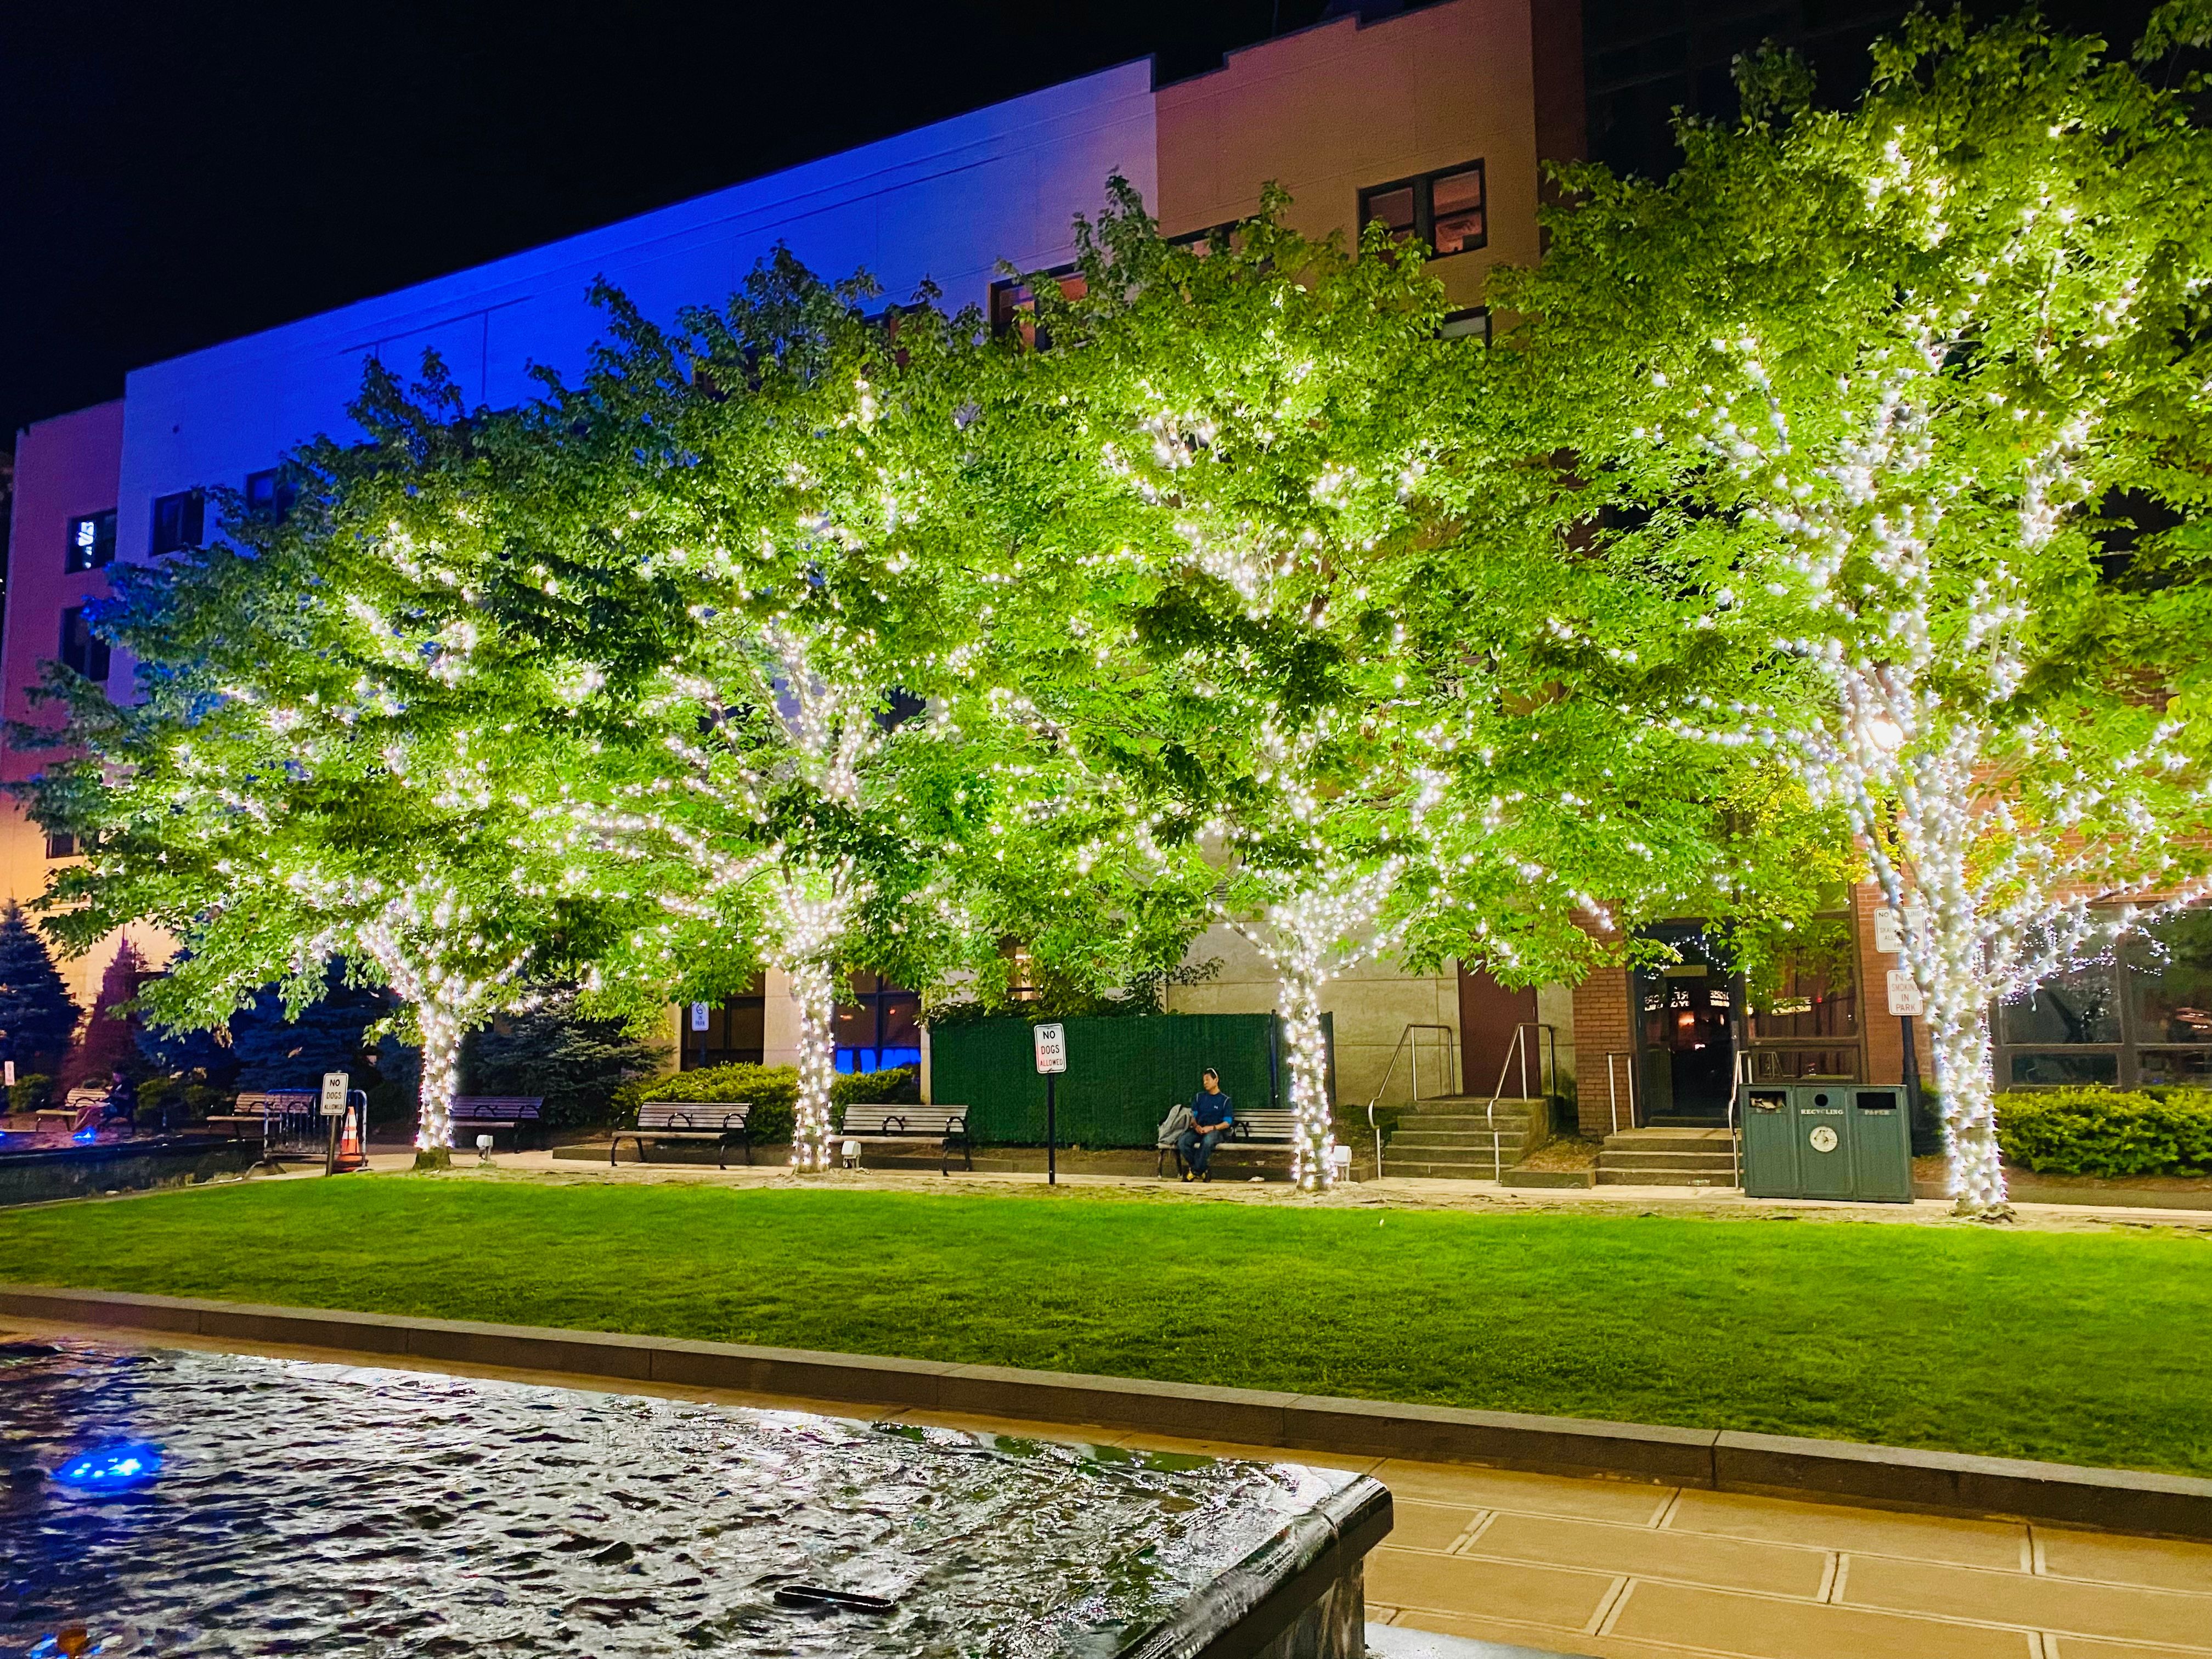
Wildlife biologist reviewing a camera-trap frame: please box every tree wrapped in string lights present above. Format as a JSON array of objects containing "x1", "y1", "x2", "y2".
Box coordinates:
[
  {"x1": 495, "y1": 267, "x2": 1017, "y2": 1171},
  {"x1": 1488, "y1": 8, "x2": 2212, "y2": 1211},
  {"x1": 24, "y1": 362, "x2": 664, "y2": 1163},
  {"x1": 983, "y1": 188, "x2": 1485, "y2": 1189}
]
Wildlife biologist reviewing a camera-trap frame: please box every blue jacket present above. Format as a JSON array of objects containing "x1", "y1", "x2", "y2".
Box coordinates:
[{"x1": 1190, "y1": 1090, "x2": 1234, "y2": 1130}]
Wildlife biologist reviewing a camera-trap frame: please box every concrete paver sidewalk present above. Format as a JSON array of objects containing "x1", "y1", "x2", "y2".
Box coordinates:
[
  {"x1": 8, "y1": 1317, "x2": 2205, "y2": 1658},
  {"x1": 363, "y1": 1146, "x2": 2212, "y2": 1234}
]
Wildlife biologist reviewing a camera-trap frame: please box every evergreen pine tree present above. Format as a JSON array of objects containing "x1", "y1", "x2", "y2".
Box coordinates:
[
  {"x1": 62, "y1": 938, "x2": 146, "y2": 1087},
  {"x1": 464, "y1": 991, "x2": 664, "y2": 1127},
  {"x1": 229, "y1": 963, "x2": 387, "y2": 1091},
  {"x1": 0, "y1": 901, "x2": 82, "y2": 1075}
]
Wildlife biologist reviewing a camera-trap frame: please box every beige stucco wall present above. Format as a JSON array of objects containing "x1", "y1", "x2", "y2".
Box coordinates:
[
  {"x1": 1154, "y1": 0, "x2": 1543, "y2": 314},
  {"x1": 1163, "y1": 923, "x2": 1460, "y2": 1116}
]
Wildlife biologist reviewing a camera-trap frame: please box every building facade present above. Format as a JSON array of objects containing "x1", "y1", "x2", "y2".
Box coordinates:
[
  {"x1": 3, "y1": 0, "x2": 1573, "y2": 1109},
  {"x1": 16, "y1": 0, "x2": 2187, "y2": 1130}
]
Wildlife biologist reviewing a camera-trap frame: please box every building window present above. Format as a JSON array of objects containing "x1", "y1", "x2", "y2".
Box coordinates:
[
  {"x1": 989, "y1": 266, "x2": 1087, "y2": 349},
  {"x1": 680, "y1": 974, "x2": 767, "y2": 1069},
  {"x1": 59, "y1": 607, "x2": 110, "y2": 683},
  {"x1": 244, "y1": 469, "x2": 294, "y2": 522},
  {"x1": 150, "y1": 490, "x2": 205, "y2": 555},
  {"x1": 1441, "y1": 307, "x2": 1491, "y2": 345},
  {"x1": 65, "y1": 510, "x2": 116, "y2": 573},
  {"x1": 834, "y1": 970, "x2": 921, "y2": 1074},
  {"x1": 1359, "y1": 160, "x2": 1486, "y2": 258},
  {"x1": 1743, "y1": 915, "x2": 1862, "y2": 1082},
  {"x1": 1997, "y1": 908, "x2": 2212, "y2": 1088},
  {"x1": 44, "y1": 832, "x2": 77, "y2": 860}
]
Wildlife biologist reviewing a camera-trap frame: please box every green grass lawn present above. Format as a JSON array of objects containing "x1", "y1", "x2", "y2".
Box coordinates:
[{"x1": 3, "y1": 1176, "x2": 2209, "y2": 1476}]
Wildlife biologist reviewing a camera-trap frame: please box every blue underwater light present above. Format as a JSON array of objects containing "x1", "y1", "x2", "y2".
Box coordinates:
[{"x1": 53, "y1": 1441, "x2": 164, "y2": 1492}]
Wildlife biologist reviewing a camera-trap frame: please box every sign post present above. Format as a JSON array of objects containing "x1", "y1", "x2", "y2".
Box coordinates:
[
  {"x1": 1032, "y1": 1022, "x2": 1068, "y2": 1186},
  {"x1": 1873, "y1": 909, "x2": 1925, "y2": 1127},
  {"x1": 320, "y1": 1072, "x2": 349, "y2": 1175}
]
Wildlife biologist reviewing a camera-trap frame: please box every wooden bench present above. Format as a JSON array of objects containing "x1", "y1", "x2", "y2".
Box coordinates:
[
  {"x1": 610, "y1": 1102, "x2": 753, "y2": 1167},
  {"x1": 452, "y1": 1097, "x2": 544, "y2": 1148},
  {"x1": 205, "y1": 1090, "x2": 319, "y2": 1142},
  {"x1": 1158, "y1": 1108, "x2": 1301, "y2": 1178},
  {"x1": 837, "y1": 1105, "x2": 972, "y2": 1176}
]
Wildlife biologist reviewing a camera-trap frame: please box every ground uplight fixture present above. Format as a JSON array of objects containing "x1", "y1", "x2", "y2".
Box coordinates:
[
  {"x1": 842, "y1": 1138, "x2": 861, "y2": 1169},
  {"x1": 1329, "y1": 1143, "x2": 1353, "y2": 1180},
  {"x1": 476, "y1": 1133, "x2": 494, "y2": 1166}
]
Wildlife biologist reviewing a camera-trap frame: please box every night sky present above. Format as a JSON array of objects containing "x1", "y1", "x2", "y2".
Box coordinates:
[
  {"x1": 0, "y1": 1, "x2": 1340, "y2": 446},
  {"x1": 4, "y1": 1, "x2": 2187, "y2": 449}
]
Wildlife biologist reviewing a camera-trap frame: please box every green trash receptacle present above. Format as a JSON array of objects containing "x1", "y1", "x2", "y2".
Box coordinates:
[
  {"x1": 1741, "y1": 1083, "x2": 1913, "y2": 1203},
  {"x1": 1846, "y1": 1086, "x2": 1914, "y2": 1202},
  {"x1": 1740, "y1": 1087, "x2": 1797, "y2": 1198}
]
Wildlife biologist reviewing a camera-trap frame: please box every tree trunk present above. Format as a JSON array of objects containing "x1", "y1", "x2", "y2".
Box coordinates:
[
  {"x1": 789, "y1": 960, "x2": 838, "y2": 1173},
  {"x1": 1278, "y1": 972, "x2": 1338, "y2": 1191},
  {"x1": 414, "y1": 1001, "x2": 461, "y2": 1169},
  {"x1": 1927, "y1": 992, "x2": 2006, "y2": 1215}
]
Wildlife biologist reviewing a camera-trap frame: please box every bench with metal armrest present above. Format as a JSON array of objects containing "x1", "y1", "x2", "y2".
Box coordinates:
[
  {"x1": 610, "y1": 1102, "x2": 753, "y2": 1167},
  {"x1": 204, "y1": 1089, "x2": 320, "y2": 1141},
  {"x1": 837, "y1": 1105, "x2": 972, "y2": 1176},
  {"x1": 1158, "y1": 1107, "x2": 1301, "y2": 1178},
  {"x1": 450, "y1": 1097, "x2": 544, "y2": 1148}
]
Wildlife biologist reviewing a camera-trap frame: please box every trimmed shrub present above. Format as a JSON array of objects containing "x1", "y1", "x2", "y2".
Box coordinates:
[
  {"x1": 631, "y1": 1062, "x2": 925, "y2": 1148},
  {"x1": 8, "y1": 1073, "x2": 54, "y2": 1114},
  {"x1": 637, "y1": 1064, "x2": 798, "y2": 1147},
  {"x1": 832, "y1": 1065, "x2": 921, "y2": 1113},
  {"x1": 1995, "y1": 1087, "x2": 2212, "y2": 1177}
]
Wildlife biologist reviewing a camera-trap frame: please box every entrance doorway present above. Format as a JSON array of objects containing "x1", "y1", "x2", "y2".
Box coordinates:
[{"x1": 1633, "y1": 924, "x2": 1737, "y2": 1125}]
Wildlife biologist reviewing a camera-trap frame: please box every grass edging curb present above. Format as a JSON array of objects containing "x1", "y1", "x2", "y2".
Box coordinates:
[{"x1": 6, "y1": 1280, "x2": 2208, "y2": 1541}]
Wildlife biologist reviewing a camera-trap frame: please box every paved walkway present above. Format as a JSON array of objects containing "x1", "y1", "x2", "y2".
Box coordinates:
[
  {"x1": 338, "y1": 1146, "x2": 2212, "y2": 1234},
  {"x1": 8, "y1": 1316, "x2": 2207, "y2": 1658}
]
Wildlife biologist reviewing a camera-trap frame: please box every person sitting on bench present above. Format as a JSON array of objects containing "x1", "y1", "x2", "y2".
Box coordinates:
[{"x1": 1177, "y1": 1069, "x2": 1234, "y2": 1183}]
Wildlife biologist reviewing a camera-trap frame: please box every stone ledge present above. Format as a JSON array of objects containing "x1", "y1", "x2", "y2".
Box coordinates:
[{"x1": 5, "y1": 1280, "x2": 2208, "y2": 1541}]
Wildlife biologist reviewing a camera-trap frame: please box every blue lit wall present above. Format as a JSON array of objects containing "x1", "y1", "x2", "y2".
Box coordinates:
[{"x1": 112, "y1": 62, "x2": 1158, "y2": 562}]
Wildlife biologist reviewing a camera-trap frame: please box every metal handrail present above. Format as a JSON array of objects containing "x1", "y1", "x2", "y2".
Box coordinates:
[
  {"x1": 1486, "y1": 1022, "x2": 1559, "y2": 1181},
  {"x1": 1365, "y1": 1023, "x2": 1457, "y2": 1178},
  {"x1": 1726, "y1": 1049, "x2": 1749, "y2": 1189}
]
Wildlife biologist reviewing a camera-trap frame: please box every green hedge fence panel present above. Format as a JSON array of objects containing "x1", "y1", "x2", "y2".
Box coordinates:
[{"x1": 928, "y1": 1013, "x2": 1335, "y2": 1148}]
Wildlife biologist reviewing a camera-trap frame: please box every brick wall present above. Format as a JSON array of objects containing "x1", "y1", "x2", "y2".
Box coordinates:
[
  {"x1": 1571, "y1": 956, "x2": 1635, "y2": 1137},
  {"x1": 1854, "y1": 881, "x2": 1933, "y2": 1087}
]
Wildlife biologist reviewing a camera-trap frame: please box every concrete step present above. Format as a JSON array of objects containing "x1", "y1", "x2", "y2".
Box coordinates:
[
  {"x1": 1397, "y1": 1097, "x2": 1546, "y2": 1116},
  {"x1": 1595, "y1": 1169, "x2": 1740, "y2": 1187},
  {"x1": 1390, "y1": 1113, "x2": 1541, "y2": 1134},
  {"x1": 1380, "y1": 1156, "x2": 1515, "y2": 1180},
  {"x1": 1596, "y1": 1149, "x2": 1739, "y2": 1168},
  {"x1": 1389, "y1": 1128, "x2": 1539, "y2": 1148}
]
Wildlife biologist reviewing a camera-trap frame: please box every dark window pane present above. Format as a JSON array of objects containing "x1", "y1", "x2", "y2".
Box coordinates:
[
  {"x1": 2139, "y1": 1048, "x2": 2212, "y2": 1087},
  {"x1": 989, "y1": 270, "x2": 1082, "y2": 349},
  {"x1": 879, "y1": 996, "x2": 920, "y2": 1048},
  {"x1": 1362, "y1": 184, "x2": 1417, "y2": 238},
  {"x1": 1430, "y1": 165, "x2": 1485, "y2": 254},
  {"x1": 2000, "y1": 961, "x2": 2119, "y2": 1045},
  {"x1": 1747, "y1": 1047, "x2": 1859, "y2": 1081},
  {"x1": 44, "y1": 833, "x2": 77, "y2": 860},
  {"x1": 1747, "y1": 918, "x2": 1858, "y2": 1040},
  {"x1": 244, "y1": 469, "x2": 294, "y2": 521},
  {"x1": 2130, "y1": 910, "x2": 2212, "y2": 1045},
  {"x1": 58, "y1": 607, "x2": 110, "y2": 682},
  {"x1": 150, "y1": 490, "x2": 204, "y2": 555},
  {"x1": 65, "y1": 510, "x2": 116, "y2": 572},
  {"x1": 1441, "y1": 308, "x2": 1489, "y2": 343},
  {"x1": 2008, "y1": 1050, "x2": 2119, "y2": 1086}
]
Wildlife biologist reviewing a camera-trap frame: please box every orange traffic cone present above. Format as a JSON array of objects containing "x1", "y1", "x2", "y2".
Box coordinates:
[{"x1": 333, "y1": 1101, "x2": 367, "y2": 1172}]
